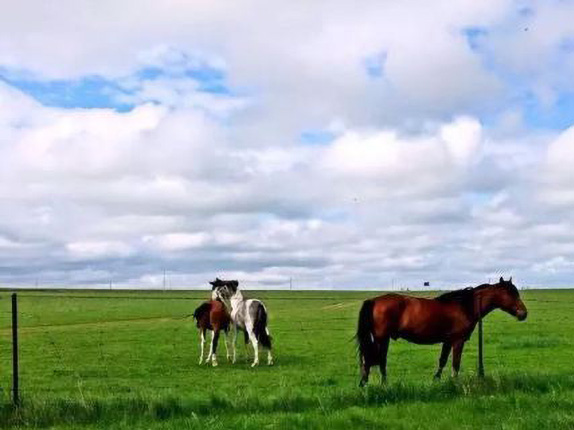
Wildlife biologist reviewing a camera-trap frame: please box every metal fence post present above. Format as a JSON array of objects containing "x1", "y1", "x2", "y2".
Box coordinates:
[{"x1": 12, "y1": 293, "x2": 20, "y2": 406}]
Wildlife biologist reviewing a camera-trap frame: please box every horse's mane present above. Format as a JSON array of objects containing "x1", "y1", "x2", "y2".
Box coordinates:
[
  {"x1": 434, "y1": 283, "x2": 492, "y2": 313},
  {"x1": 435, "y1": 284, "x2": 490, "y2": 301}
]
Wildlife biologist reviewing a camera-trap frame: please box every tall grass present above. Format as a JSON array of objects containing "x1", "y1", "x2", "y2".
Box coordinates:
[{"x1": 1, "y1": 373, "x2": 572, "y2": 428}]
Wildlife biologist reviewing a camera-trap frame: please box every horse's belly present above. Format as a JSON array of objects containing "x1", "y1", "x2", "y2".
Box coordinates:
[
  {"x1": 232, "y1": 315, "x2": 245, "y2": 330},
  {"x1": 396, "y1": 317, "x2": 453, "y2": 344},
  {"x1": 397, "y1": 330, "x2": 445, "y2": 345}
]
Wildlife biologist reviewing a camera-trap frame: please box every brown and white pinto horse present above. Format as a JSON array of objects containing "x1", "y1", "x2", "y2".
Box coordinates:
[
  {"x1": 193, "y1": 299, "x2": 231, "y2": 366},
  {"x1": 357, "y1": 277, "x2": 528, "y2": 386}
]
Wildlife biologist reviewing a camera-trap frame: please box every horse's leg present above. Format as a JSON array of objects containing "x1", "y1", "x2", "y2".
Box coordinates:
[
  {"x1": 359, "y1": 355, "x2": 371, "y2": 387},
  {"x1": 359, "y1": 336, "x2": 382, "y2": 387},
  {"x1": 451, "y1": 341, "x2": 465, "y2": 377},
  {"x1": 266, "y1": 328, "x2": 273, "y2": 366},
  {"x1": 207, "y1": 330, "x2": 218, "y2": 366},
  {"x1": 232, "y1": 324, "x2": 238, "y2": 364},
  {"x1": 199, "y1": 329, "x2": 206, "y2": 365},
  {"x1": 434, "y1": 342, "x2": 451, "y2": 379},
  {"x1": 224, "y1": 330, "x2": 231, "y2": 362},
  {"x1": 211, "y1": 329, "x2": 220, "y2": 367},
  {"x1": 205, "y1": 330, "x2": 212, "y2": 364},
  {"x1": 243, "y1": 330, "x2": 250, "y2": 363},
  {"x1": 379, "y1": 336, "x2": 390, "y2": 383},
  {"x1": 248, "y1": 328, "x2": 259, "y2": 367}
]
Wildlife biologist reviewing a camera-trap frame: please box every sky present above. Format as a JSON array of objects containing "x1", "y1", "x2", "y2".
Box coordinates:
[{"x1": 1, "y1": 0, "x2": 574, "y2": 290}]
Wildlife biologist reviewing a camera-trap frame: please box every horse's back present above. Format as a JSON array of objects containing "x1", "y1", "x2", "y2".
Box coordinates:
[
  {"x1": 371, "y1": 293, "x2": 444, "y2": 315},
  {"x1": 246, "y1": 298, "x2": 266, "y2": 312}
]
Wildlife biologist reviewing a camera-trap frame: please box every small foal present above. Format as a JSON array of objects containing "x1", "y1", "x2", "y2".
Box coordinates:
[{"x1": 193, "y1": 299, "x2": 232, "y2": 366}]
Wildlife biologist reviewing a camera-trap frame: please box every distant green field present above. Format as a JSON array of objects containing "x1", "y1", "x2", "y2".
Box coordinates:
[{"x1": 0, "y1": 289, "x2": 573, "y2": 429}]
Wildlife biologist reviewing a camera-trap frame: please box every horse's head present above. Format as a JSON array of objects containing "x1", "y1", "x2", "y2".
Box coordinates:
[
  {"x1": 491, "y1": 277, "x2": 528, "y2": 321},
  {"x1": 210, "y1": 278, "x2": 239, "y2": 300}
]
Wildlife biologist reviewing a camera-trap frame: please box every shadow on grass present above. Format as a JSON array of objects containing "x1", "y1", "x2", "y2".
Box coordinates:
[{"x1": 1, "y1": 373, "x2": 573, "y2": 428}]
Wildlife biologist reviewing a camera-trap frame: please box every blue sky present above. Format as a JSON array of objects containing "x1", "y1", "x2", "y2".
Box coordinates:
[
  {"x1": 0, "y1": 61, "x2": 231, "y2": 111},
  {"x1": 1, "y1": 1, "x2": 574, "y2": 290}
]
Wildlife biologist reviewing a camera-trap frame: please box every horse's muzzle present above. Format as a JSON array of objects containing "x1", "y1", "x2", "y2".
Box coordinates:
[{"x1": 516, "y1": 309, "x2": 527, "y2": 321}]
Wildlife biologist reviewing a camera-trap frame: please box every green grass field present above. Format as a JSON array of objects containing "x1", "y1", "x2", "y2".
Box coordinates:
[{"x1": 0, "y1": 289, "x2": 573, "y2": 429}]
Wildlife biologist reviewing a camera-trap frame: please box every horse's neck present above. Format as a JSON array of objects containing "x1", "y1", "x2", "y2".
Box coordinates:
[
  {"x1": 230, "y1": 290, "x2": 245, "y2": 309},
  {"x1": 474, "y1": 287, "x2": 497, "y2": 318},
  {"x1": 219, "y1": 297, "x2": 233, "y2": 311}
]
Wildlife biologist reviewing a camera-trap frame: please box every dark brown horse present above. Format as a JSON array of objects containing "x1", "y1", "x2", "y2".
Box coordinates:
[
  {"x1": 193, "y1": 299, "x2": 231, "y2": 366},
  {"x1": 357, "y1": 277, "x2": 528, "y2": 386}
]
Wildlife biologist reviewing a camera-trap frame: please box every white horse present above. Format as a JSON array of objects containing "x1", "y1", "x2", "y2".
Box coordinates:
[{"x1": 210, "y1": 278, "x2": 273, "y2": 367}]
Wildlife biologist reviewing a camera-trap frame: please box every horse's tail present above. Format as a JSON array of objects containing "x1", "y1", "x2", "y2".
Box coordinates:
[
  {"x1": 357, "y1": 299, "x2": 377, "y2": 366},
  {"x1": 193, "y1": 302, "x2": 212, "y2": 327},
  {"x1": 254, "y1": 303, "x2": 272, "y2": 349}
]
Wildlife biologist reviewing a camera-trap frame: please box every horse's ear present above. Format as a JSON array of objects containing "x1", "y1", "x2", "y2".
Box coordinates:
[
  {"x1": 232, "y1": 280, "x2": 238, "y2": 287},
  {"x1": 499, "y1": 276, "x2": 504, "y2": 283},
  {"x1": 509, "y1": 276, "x2": 513, "y2": 283}
]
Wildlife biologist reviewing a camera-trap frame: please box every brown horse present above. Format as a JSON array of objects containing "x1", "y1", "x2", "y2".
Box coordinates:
[
  {"x1": 357, "y1": 277, "x2": 528, "y2": 386},
  {"x1": 193, "y1": 299, "x2": 231, "y2": 366}
]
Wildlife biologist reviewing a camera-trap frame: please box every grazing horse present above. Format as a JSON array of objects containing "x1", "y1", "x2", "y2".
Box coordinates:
[
  {"x1": 193, "y1": 298, "x2": 231, "y2": 366},
  {"x1": 357, "y1": 277, "x2": 528, "y2": 386},
  {"x1": 210, "y1": 278, "x2": 274, "y2": 367}
]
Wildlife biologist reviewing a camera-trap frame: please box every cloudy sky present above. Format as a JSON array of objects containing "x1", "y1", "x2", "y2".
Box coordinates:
[{"x1": 1, "y1": 1, "x2": 574, "y2": 290}]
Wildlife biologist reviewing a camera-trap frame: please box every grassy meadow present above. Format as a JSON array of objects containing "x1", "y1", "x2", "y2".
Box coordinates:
[{"x1": 0, "y1": 289, "x2": 573, "y2": 429}]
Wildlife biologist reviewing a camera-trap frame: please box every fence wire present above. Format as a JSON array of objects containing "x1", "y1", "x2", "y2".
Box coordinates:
[
  {"x1": 1, "y1": 290, "x2": 571, "y2": 401},
  {"x1": 1, "y1": 291, "x2": 366, "y2": 400}
]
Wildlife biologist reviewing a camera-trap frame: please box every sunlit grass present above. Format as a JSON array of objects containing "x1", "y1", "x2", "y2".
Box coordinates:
[{"x1": 0, "y1": 289, "x2": 573, "y2": 428}]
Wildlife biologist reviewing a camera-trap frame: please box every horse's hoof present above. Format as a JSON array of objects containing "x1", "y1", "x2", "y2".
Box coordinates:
[
  {"x1": 212, "y1": 361, "x2": 218, "y2": 367},
  {"x1": 251, "y1": 362, "x2": 259, "y2": 367},
  {"x1": 198, "y1": 360, "x2": 203, "y2": 365},
  {"x1": 268, "y1": 360, "x2": 274, "y2": 366}
]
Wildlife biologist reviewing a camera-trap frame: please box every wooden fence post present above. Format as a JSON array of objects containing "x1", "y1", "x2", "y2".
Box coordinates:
[{"x1": 12, "y1": 293, "x2": 20, "y2": 406}]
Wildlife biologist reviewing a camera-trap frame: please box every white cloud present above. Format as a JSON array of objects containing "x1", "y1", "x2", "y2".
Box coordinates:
[
  {"x1": 0, "y1": 1, "x2": 574, "y2": 289},
  {"x1": 539, "y1": 125, "x2": 574, "y2": 206},
  {"x1": 441, "y1": 117, "x2": 482, "y2": 166},
  {"x1": 66, "y1": 240, "x2": 134, "y2": 260},
  {"x1": 143, "y1": 232, "x2": 211, "y2": 251}
]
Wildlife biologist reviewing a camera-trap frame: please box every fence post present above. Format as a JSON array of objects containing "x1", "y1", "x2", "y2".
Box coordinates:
[
  {"x1": 477, "y1": 294, "x2": 485, "y2": 378},
  {"x1": 12, "y1": 293, "x2": 20, "y2": 406}
]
